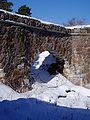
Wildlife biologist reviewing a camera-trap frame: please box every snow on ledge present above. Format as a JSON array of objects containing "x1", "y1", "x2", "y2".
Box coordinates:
[
  {"x1": 1, "y1": 9, "x2": 90, "y2": 30},
  {"x1": 0, "y1": 9, "x2": 63, "y2": 27},
  {"x1": 65, "y1": 25, "x2": 90, "y2": 29}
]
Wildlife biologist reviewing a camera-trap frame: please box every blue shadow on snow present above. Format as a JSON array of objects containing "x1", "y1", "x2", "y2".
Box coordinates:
[{"x1": 0, "y1": 98, "x2": 90, "y2": 120}]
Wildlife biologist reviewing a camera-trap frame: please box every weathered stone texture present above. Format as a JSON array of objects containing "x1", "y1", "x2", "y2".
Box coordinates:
[
  {"x1": 64, "y1": 28, "x2": 90, "y2": 89},
  {"x1": 0, "y1": 10, "x2": 69, "y2": 34},
  {"x1": 0, "y1": 11, "x2": 72, "y2": 92},
  {"x1": 71, "y1": 29, "x2": 90, "y2": 88},
  {"x1": 0, "y1": 10, "x2": 90, "y2": 91}
]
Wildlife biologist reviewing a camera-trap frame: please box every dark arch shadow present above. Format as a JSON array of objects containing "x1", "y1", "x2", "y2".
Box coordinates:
[
  {"x1": 0, "y1": 98, "x2": 90, "y2": 120},
  {"x1": 30, "y1": 51, "x2": 65, "y2": 83}
]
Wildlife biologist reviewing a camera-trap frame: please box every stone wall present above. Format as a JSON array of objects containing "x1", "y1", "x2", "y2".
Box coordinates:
[
  {"x1": 0, "y1": 9, "x2": 69, "y2": 34},
  {"x1": 0, "y1": 10, "x2": 90, "y2": 91},
  {"x1": 0, "y1": 10, "x2": 71, "y2": 92},
  {"x1": 71, "y1": 28, "x2": 90, "y2": 88}
]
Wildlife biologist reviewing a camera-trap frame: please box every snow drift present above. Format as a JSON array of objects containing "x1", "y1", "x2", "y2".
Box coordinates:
[{"x1": 0, "y1": 51, "x2": 90, "y2": 120}]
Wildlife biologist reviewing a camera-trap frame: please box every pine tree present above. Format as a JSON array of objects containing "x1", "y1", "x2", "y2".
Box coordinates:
[
  {"x1": 17, "y1": 5, "x2": 32, "y2": 16},
  {"x1": 0, "y1": 0, "x2": 13, "y2": 12}
]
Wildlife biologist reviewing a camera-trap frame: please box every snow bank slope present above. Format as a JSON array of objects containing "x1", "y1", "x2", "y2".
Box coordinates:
[
  {"x1": 0, "y1": 51, "x2": 90, "y2": 120},
  {"x1": 26, "y1": 73, "x2": 90, "y2": 109},
  {"x1": 0, "y1": 82, "x2": 26, "y2": 101},
  {"x1": 26, "y1": 51, "x2": 90, "y2": 109},
  {"x1": 0, "y1": 51, "x2": 90, "y2": 109}
]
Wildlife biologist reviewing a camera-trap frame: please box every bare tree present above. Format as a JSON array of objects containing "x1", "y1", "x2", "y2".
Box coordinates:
[{"x1": 64, "y1": 18, "x2": 86, "y2": 26}]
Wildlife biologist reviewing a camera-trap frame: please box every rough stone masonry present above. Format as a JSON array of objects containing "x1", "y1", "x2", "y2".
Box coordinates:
[{"x1": 0, "y1": 9, "x2": 90, "y2": 92}]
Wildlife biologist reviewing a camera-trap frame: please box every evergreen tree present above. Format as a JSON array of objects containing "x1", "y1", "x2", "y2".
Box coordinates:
[
  {"x1": 17, "y1": 5, "x2": 32, "y2": 16},
  {"x1": 0, "y1": 0, "x2": 13, "y2": 12}
]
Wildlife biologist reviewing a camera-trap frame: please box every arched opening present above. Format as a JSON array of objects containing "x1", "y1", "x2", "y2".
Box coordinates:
[
  {"x1": 31, "y1": 51, "x2": 65, "y2": 82},
  {"x1": 47, "y1": 56, "x2": 65, "y2": 75}
]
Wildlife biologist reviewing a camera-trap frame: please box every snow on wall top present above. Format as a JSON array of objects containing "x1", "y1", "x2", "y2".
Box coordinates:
[
  {"x1": 0, "y1": 9, "x2": 70, "y2": 34},
  {"x1": 1, "y1": 9, "x2": 90, "y2": 34},
  {"x1": 1, "y1": 9, "x2": 90, "y2": 30},
  {"x1": 0, "y1": 9, "x2": 62, "y2": 26},
  {"x1": 65, "y1": 25, "x2": 90, "y2": 29}
]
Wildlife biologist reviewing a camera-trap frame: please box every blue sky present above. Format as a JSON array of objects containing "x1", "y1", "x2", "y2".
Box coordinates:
[{"x1": 9, "y1": 0, "x2": 90, "y2": 25}]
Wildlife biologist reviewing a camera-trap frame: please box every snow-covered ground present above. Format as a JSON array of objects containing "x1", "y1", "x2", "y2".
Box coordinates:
[
  {"x1": 0, "y1": 82, "x2": 26, "y2": 101},
  {"x1": 25, "y1": 51, "x2": 90, "y2": 109},
  {"x1": 0, "y1": 51, "x2": 90, "y2": 120}
]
